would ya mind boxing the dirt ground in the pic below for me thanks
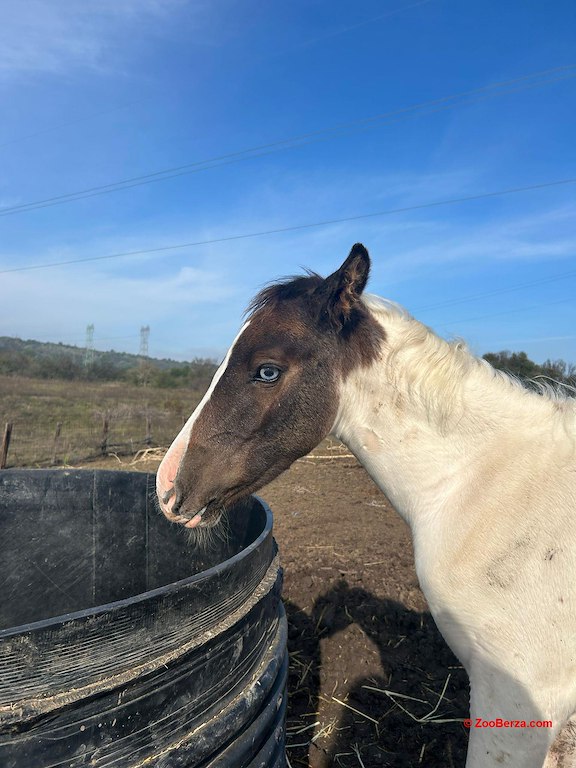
[84,442,471,767]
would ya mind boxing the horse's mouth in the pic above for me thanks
[160,490,224,529]
[183,501,224,529]
[160,482,256,530]
[175,499,224,529]
[177,486,255,529]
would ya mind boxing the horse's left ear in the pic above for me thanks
[316,243,371,330]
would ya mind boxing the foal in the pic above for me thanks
[157,244,576,767]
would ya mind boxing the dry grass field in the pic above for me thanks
[0,374,199,466]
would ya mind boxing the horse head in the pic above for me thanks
[156,243,384,527]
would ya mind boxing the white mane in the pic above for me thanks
[361,293,576,432]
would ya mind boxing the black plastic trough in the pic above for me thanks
[0,469,287,767]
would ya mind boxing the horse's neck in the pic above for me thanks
[331,318,556,536]
[332,364,476,528]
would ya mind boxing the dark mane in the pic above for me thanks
[246,271,324,318]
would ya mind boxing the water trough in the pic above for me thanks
[0,469,287,767]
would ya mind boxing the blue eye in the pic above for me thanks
[256,364,281,383]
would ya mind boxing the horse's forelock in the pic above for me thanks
[245,269,385,378]
[245,271,324,318]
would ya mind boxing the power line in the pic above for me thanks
[0,64,574,219]
[1,176,575,274]
[300,0,435,46]
[0,1,428,152]
[0,97,149,150]
[413,268,576,313]
[439,295,575,328]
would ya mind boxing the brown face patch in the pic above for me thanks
[248,262,384,378]
[171,300,341,522]
[163,244,385,526]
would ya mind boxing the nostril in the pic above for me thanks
[170,492,184,517]
[161,487,175,506]
[159,486,182,516]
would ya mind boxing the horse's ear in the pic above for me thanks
[315,243,370,330]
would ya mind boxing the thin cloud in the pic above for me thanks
[0,259,236,347]
[0,0,187,78]
[299,0,434,48]
[372,202,576,285]
[1,166,573,359]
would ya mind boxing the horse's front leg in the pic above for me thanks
[465,664,559,768]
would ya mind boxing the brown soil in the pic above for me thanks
[81,442,470,767]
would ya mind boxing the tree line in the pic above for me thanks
[482,350,576,389]
[0,336,573,392]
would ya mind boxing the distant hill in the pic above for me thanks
[1,336,573,394]
[0,336,191,370]
[0,336,217,389]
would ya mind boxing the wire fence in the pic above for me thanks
[1,411,184,468]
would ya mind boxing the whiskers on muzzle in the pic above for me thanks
[151,485,230,549]
[185,509,231,550]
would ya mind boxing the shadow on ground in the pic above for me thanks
[284,581,470,767]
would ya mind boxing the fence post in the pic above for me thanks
[1,423,13,469]
[101,417,110,456]
[145,415,152,446]
[52,422,63,465]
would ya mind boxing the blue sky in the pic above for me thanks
[0,0,575,365]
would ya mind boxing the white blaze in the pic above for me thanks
[156,321,251,513]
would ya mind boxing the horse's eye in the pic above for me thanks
[256,364,281,383]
